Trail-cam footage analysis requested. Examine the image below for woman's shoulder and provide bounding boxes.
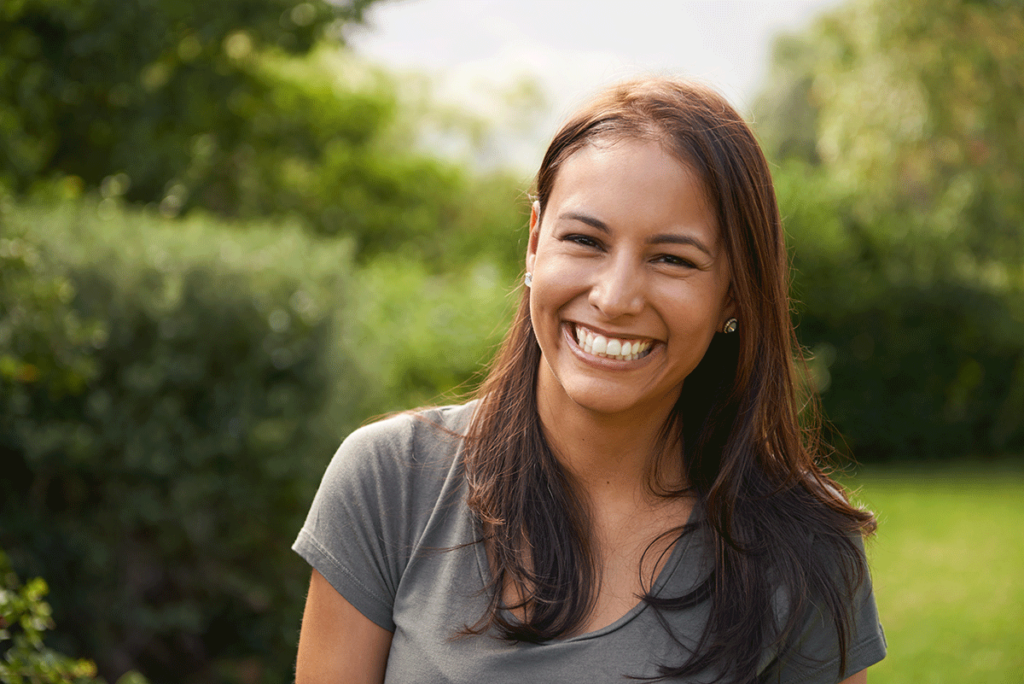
[339,400,476,463]
[299,399,478,558]
[318,400,477,497]
[295,401,479,631]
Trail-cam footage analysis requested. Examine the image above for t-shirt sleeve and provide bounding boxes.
[292,414,424,632]
[759,535,887,684]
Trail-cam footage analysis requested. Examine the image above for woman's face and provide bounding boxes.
[527,138,735,420]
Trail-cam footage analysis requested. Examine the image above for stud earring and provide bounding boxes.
[723,318,738,334]
[524,272,533,288]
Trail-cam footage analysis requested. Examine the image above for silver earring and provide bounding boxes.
[723,318,738,334]
[524,272,533,287]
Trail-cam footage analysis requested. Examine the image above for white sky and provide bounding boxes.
[346,0,844,169]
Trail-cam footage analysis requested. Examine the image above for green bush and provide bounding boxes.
[0,195,518,683]
[755,0,1024,460]
[775,161,1024,460]
[0,199,361,683]
[0,186,99,408]
[343,254,516,416]
[0,548,125,684]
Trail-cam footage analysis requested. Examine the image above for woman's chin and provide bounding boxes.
[556,379,675,420]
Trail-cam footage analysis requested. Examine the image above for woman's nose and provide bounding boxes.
[588,257,644,318]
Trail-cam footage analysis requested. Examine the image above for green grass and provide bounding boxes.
[845,464,1024,684]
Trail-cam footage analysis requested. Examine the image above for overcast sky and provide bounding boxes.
[346,0,845,168]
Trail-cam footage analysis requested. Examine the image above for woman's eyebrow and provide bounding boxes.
[647,234,713,257]
[559,211,608,232]
[559,211,714,257]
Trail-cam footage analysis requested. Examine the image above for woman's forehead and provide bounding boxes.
[546,138,716,220]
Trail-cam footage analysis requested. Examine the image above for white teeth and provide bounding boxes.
[572,325,652,361]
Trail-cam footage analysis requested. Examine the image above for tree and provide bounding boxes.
[0,0,379,206]
[0,0,531,267]
[754,0,1024,458]
[761,0,1024,260]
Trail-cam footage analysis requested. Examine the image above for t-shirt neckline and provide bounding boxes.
[471,499,701,643]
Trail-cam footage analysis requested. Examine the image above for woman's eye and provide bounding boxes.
[565,234,600,248]
[656,254,696,268]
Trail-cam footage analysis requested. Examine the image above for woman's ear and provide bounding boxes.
[526,200,540,275]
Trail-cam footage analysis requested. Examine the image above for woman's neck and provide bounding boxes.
[535,370,685,500]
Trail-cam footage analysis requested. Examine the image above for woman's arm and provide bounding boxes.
[295,569,393,684]
[839,670,867,684]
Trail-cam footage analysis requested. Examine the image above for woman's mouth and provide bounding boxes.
[572,324,654,361]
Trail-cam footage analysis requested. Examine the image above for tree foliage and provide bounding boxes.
[756,0,1024,458]
[0,0,530,267]
[0,0,375,193]
[0,196,517,683]
[0,548,152,684]
[1,200,361,683]
[1,548,102,684]
[0,187,100,406]
[0,1,530,678]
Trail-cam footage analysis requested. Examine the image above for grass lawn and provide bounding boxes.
[845,463,1024,684]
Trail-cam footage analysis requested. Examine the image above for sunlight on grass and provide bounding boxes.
[846,465,1024,684]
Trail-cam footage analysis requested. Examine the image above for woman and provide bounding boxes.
[293,78,886,683]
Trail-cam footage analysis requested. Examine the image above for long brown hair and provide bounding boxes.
[462,78,875,681]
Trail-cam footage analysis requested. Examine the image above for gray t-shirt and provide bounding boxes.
[293,403,886,683]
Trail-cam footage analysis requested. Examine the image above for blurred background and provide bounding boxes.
[0,0,1021,682]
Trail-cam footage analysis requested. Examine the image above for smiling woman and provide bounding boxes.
[527,140,734,423]
[292,78,886,684]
